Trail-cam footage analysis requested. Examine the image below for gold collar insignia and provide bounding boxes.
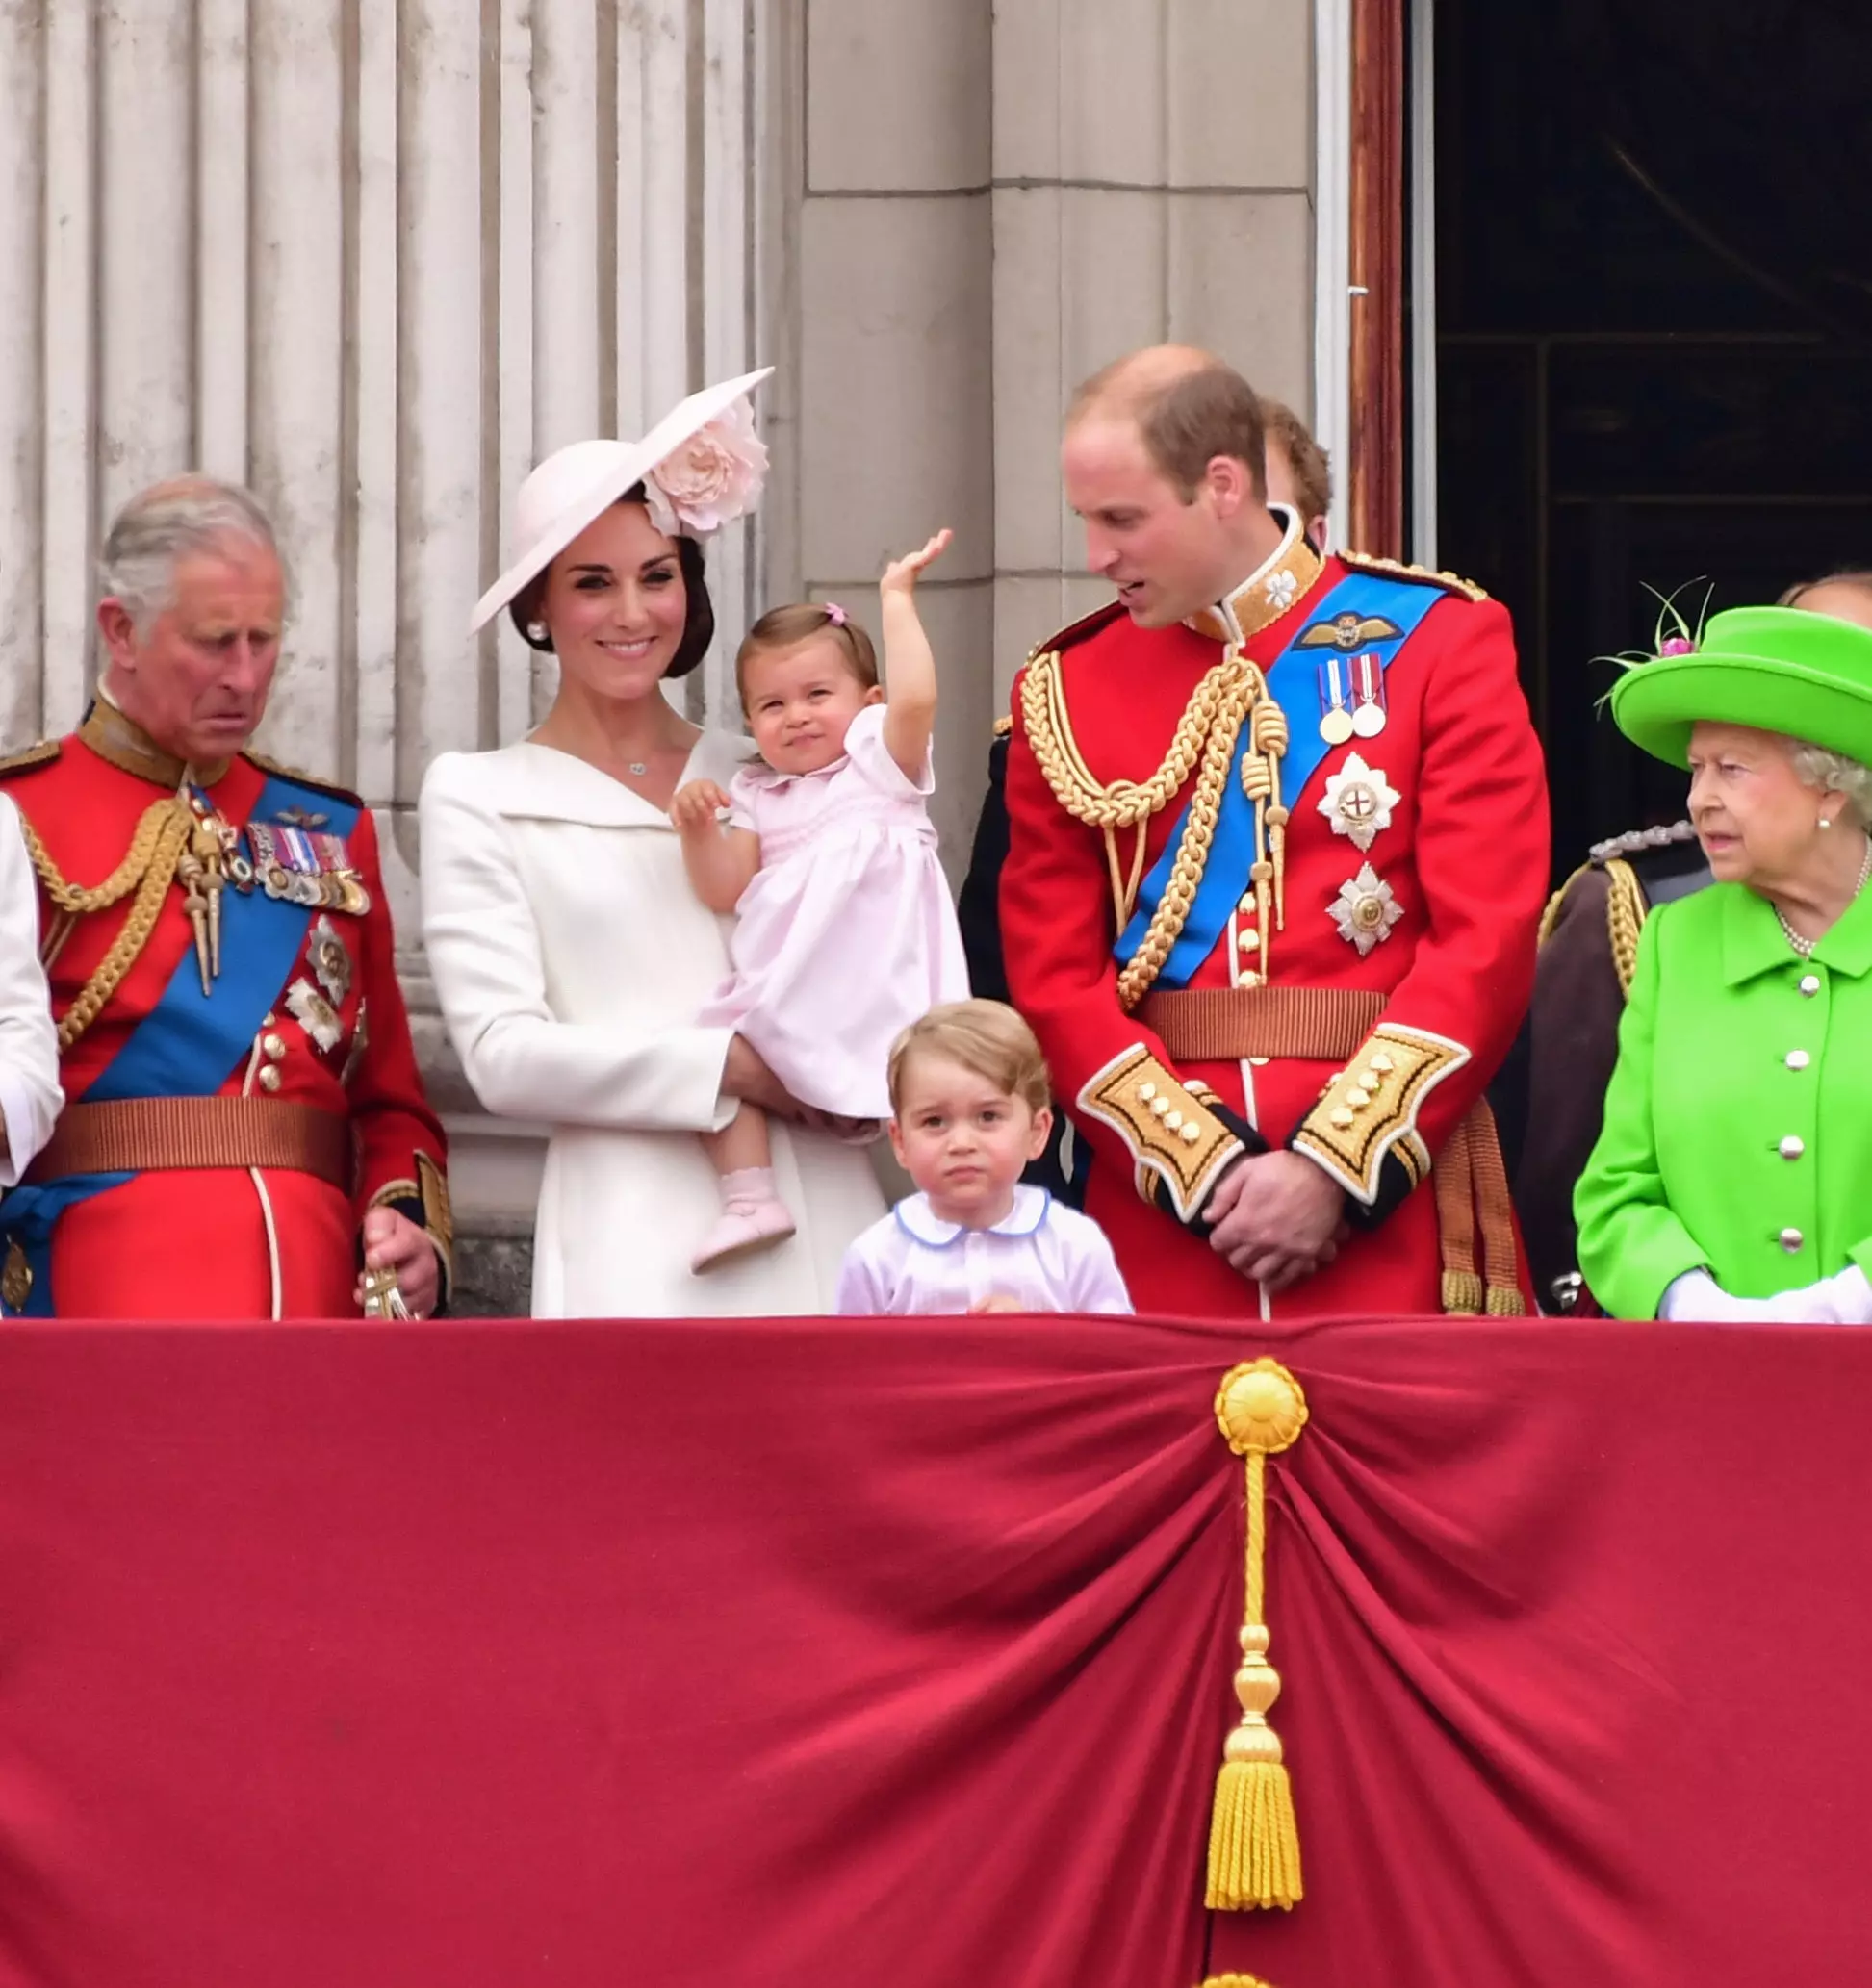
[1184,505,1326,648]
[78,695,234,791]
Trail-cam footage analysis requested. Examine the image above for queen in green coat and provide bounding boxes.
[1575,605,1872,1322]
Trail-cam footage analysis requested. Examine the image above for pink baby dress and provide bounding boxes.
[697,703,969,1117]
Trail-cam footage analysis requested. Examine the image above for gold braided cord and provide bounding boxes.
[1116,671,1254,1009]
[19,797,182,914]
[1021,648,1286,1010]
[1535,860,1592,948]
[1021,650,1237,828]
[1603,858,1647,998]
[54,804,192,1052]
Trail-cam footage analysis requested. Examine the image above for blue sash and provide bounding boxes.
[1115,571,1445,990]
[1,773,360,1314]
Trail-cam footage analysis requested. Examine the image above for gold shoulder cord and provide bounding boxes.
[1602,858,1647,998]
[1021,650,1282,1010]
[18,797,192,1051]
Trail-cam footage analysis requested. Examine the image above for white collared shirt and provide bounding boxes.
[0,792,62,1185]
[834,1185,1133,1316]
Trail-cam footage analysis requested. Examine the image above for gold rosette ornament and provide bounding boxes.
[1206,1359,1308,1912]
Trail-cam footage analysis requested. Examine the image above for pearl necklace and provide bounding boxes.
[1777,838,1872,957]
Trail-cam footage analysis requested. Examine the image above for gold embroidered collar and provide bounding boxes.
[78,694,233,791]
[1184,504,1326,648]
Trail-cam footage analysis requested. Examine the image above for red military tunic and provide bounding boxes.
[1001,519,1549,1319]
[0,702,449,1319]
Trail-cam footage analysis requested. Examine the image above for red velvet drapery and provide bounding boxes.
[0,1314,1865,1987]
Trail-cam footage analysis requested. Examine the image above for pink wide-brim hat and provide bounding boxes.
[468,367,772,635]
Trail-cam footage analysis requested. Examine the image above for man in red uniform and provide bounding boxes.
[1001,347,1549,1317]
[0,476,449,1319]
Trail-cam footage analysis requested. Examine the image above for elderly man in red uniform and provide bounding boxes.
[1002,347,1548,1317]
[0,476,449,1319]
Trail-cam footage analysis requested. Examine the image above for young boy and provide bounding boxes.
[834,1000,1131,1315]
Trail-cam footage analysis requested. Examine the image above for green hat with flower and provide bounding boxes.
[1610,603,1872,771]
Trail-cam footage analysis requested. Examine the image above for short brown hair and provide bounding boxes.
[1780,569,1872,607]
[735,601,878,708]
[1068,348,1268,502]
[1259,397,1332,527]
[886,1000,1051,1118]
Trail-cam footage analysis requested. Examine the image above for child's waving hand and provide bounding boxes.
[880,528,953,599]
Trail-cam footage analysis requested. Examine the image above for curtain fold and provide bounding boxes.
[0,1314,1864,1988]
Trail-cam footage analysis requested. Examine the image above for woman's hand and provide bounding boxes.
[670,779,731,837]
[879,527,952,599]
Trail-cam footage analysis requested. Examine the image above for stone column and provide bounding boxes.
[988,0,1319,702]
[762,0,996,871]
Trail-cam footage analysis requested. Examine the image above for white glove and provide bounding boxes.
[1660,1265,1872,1324]
[1758,1264,1872,1325]
[1658,1269,1771,1322]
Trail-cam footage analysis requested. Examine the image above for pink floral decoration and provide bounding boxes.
[1658,635,1695,657]
[643,398,769,539]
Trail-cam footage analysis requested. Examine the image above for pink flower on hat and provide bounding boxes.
[1658,635,1695,657]
[643,398,769,539]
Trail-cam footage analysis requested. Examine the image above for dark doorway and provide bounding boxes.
[1429,0,1872,873]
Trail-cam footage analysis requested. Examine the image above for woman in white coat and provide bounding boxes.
[419,372,885,1315]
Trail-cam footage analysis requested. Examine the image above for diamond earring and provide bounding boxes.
[526,620,549,642]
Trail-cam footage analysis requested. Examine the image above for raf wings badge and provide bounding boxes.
[1297,609,1405,652]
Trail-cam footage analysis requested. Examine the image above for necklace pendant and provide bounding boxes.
[628,760,649,777]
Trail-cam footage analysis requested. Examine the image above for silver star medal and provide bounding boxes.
[1318,753,1400,854]
[1329,863,1404,956]
[308,914,354,1006]
[285,977,345,1053]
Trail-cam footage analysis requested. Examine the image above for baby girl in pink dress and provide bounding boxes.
[672,530,969,1271]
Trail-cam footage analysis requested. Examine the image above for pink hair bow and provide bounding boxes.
[823,602,848,626]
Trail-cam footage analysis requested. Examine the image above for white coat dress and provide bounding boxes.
[419,733,885,1317]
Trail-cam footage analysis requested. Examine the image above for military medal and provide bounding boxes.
[285,975,345,1053]
[1318,753,1400,854]
[308,914,354,1005]
[1317,657,1356,745]
[1349,652,1388,738]
[1329,863,1404,956]
[245,820,372,915]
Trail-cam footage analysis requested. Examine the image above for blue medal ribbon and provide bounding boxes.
[1115,571,1446,991]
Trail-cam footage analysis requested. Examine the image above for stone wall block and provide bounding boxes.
[798,194,994,582]
[808,0,991,191]
[1167,191,1315,414]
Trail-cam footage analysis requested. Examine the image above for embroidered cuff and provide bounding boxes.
[1078,1045,1252,1225]
[365,1152,455,1304]
[1290,1024,1470,1209]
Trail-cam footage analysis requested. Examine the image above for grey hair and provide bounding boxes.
[98,476,285,635]
[1788,739,1872,826]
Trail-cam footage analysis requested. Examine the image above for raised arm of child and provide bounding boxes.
[879,527,953,782]
[670,780,762,914]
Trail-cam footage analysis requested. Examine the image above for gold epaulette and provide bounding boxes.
[1021,597,1126,666]
[243,749,364,808]
[0,739,62,779]
[1337,548,1489,602]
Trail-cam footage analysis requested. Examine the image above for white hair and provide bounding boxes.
[1787,739,1872,826]
[98,477,285,635]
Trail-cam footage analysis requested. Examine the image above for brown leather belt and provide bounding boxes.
[1137,985,1387,1062]
[1136,981,1526,1314]
[26,1098,354,1189]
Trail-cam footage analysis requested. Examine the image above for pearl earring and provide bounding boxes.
[526,620,549,642]
[1820,817,1833,830]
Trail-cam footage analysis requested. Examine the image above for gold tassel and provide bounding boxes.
[1207,1360,1309,1912]
[1196,1976,1278,1988]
